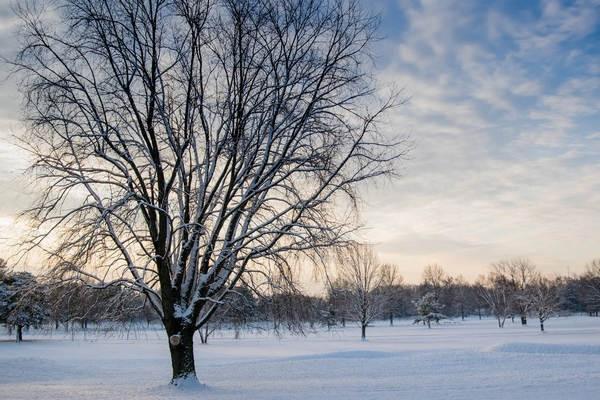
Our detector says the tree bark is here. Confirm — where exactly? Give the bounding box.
[520,314,527,325]
[389,313,393,326]
[168,329,198,385]
[16,325,23,342]
[361,324,366,340]
[540,320,544,332]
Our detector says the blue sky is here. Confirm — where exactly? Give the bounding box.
[357,0,600,280]
[0,0,599,281]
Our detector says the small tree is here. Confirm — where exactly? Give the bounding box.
[327,277,351,328]
[0,281,9,326]
[336,243,387,340]
[0,260,9,321]
[531,277,559,332]
[421,264,449,301]
[223,285,257,339]
[453,275,469,320]
[1,271,48,342]
[491,259,538,325]
[478,274,512,328]
[378,264,403,326]
[581,260,600,314]
[413,292,446,328]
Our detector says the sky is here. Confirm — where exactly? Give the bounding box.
[0,0,599,282]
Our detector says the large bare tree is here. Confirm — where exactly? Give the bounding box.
[13,0,402,385]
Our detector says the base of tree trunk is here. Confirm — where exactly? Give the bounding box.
[170,374,203,388]
[169,332,199,387]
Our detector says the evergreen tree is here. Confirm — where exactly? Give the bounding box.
[413,292,447,328]
[1,271,48,342]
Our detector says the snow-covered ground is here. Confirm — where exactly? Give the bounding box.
[1,316,600,399]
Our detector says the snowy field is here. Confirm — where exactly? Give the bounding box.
[2,316,600,400]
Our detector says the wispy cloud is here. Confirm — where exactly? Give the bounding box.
[362,0,600,280]
[0,0,598,279]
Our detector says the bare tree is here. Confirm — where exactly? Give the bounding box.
[582,260,600,313]
[531,276,559,332]
[455,275,475,320]
[491,259,538,325]
[378,263,403,326]
[422,264,449,301]
[478,274,512,328]
[472,276,488,319]
[13,0,403,385]
[336,243,387,340]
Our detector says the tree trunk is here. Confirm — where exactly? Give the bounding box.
[520,314,527,325]
[389,313,393,326]
[198,325,210,344]
[361,324,366,340]
[168,329,198,385]
[16,325,23,342]
[540,320,544,332]
[498,317,506,328]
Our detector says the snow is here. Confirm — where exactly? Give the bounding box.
[1,316,600,399]
[490,342,600,354]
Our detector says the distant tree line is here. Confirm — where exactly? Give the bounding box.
[2,256,600,342]
[327,257,600,336]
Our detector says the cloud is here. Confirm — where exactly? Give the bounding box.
[0,0,599,280]
[359,0,600,281]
